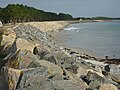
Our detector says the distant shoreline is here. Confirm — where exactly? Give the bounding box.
[7,19,114,31]
[46,20,120,64]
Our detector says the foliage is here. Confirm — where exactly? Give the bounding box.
[74,16,120,20]
[0,4,73,23]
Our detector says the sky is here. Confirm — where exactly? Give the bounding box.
[0,0,120,17]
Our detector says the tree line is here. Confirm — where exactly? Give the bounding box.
[74,16,120,20]
[0,4,73,23]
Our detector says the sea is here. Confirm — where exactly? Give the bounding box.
[61,21,120,58]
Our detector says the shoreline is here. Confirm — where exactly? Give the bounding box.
[1,20,120,90]
[2,20,120,63]
[46,20,120,65]
[13,20,120,61]
[3,20,119,62]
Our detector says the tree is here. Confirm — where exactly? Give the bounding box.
[0,4,73,23]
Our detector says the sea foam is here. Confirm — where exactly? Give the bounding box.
[64,26,80,31]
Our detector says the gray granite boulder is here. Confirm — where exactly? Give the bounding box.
[28,60,63,76]
[42,53,58,64]
[104,64,119,74]
[109,73,120,83]
[5,50,40,69]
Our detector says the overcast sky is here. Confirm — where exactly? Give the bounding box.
[0,0,120,17]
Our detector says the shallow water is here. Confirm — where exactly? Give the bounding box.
[61,21,120,58]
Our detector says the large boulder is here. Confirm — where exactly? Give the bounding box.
[5,50,39,69]
[16,67,49,90]
[1,67,22,90]
[104,64,119,74]
[92,64,103,73]
[28,60,63,76]
[99,84,118,90]
[76,64,89,77]
[0,28,16,54]
[51,80,86,90]
[86,70,106,83]
[80,70,108,90]
[88,80,100,89]
[7,38,37,54]
[53,50,71,61]
[33,45,50,58]
[109,73,120,83]
[42,53,58,64]
[1,67,48,90]
[104,64,120,83]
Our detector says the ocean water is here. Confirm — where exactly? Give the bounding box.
[61,21,120,58]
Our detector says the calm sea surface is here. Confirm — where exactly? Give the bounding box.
[61,21,120,58]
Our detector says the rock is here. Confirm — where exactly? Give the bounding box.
[65,64,78,74]
[76,64,88,77]
[81,70,107,85]
[104,64,119,74]
[53,50,71,61]
[1,66,87,90]
[104,64,120,83]
[13,66,86,90]
[109,73,120,83]
[28,60,63,76]
[0,75,8,90]
[80,75,91,85]
[16,67,49,90]
[99,84,118,90]
[52,80,86,90]
[16,38,36,53]
[0,28,16,54]
[1,67,49,90]
[42,53,58,64]
[92,64,102,73]
[0,53,12,69]
[89,80,100,89]
[59,57,80,74]
[60,57,75,68]
[13,24,47,43]
[5,50,39,69]
[34,46,50,55]
[7,38,37,54]
[17,76,86,90]
[1,67,22,90]
[76,61,102,78]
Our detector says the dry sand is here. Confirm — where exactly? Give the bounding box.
[24,21,78,32]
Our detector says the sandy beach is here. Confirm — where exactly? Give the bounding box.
[23,21,80,32]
